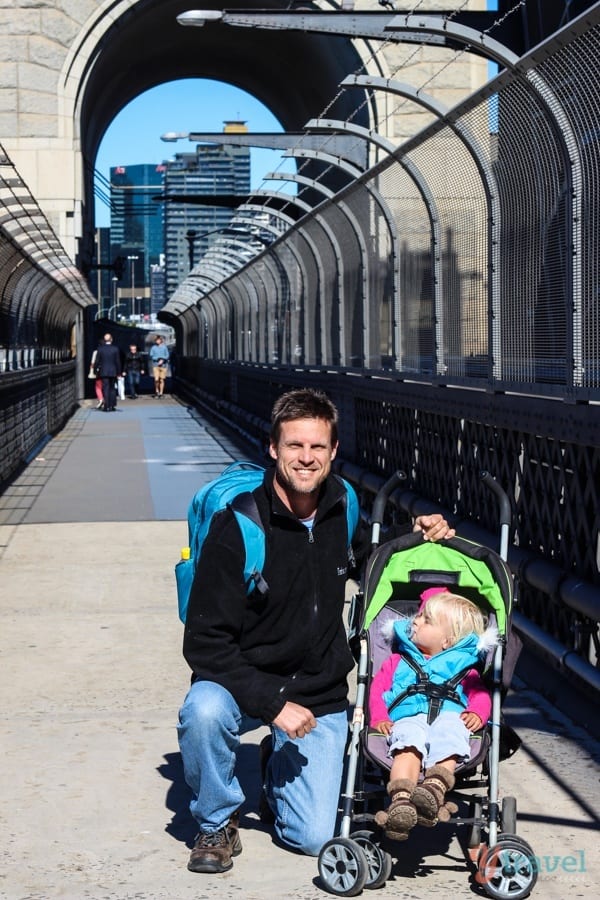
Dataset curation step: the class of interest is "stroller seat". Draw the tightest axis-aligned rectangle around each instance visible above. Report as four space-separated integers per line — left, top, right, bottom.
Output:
363 726 490 779
361 597 491 779
318 525 537 900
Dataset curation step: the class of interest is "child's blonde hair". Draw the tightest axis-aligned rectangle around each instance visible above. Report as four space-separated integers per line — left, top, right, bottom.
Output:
422 592 486 646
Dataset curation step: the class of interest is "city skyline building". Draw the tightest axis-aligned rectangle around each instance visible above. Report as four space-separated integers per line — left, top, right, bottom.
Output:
150 260 167 315
109 162 166 303
103 124 252 310
163 121 251 298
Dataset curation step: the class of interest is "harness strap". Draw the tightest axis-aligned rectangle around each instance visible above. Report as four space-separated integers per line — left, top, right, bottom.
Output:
387 656 477 725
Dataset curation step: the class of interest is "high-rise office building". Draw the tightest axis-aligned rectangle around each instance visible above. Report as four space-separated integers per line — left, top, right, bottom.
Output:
109 163 165 314
163 122 251 298
150 260 167 316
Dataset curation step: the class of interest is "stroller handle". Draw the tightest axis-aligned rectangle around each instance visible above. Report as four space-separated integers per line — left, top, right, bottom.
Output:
480 471 511 528
480 470 512 561
371 470 406 548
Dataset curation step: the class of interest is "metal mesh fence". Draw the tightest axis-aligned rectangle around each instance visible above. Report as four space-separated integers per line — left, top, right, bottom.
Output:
176 9 600 403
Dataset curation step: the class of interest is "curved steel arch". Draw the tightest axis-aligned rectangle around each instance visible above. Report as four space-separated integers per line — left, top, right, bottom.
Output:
198 238 305 364
191 279 238 361
306 116 396 163
193 260 238 286
240 254 282 364
263 168 393 368
191 8 519 68
264 171 334 202
341 76 501 375
234 205 337 366
250 187 371 366
227 214 288 244
261 173 342 365
276 148 403 369
225 273 262 362
259 236 309 366
294 122 443 372
241 198 349 364
197 246 258 278
336 72 582 383
233 256 272 363
198 2 581 379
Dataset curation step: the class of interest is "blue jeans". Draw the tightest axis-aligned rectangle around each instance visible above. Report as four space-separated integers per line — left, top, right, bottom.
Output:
126 370 140 396
177 680 348 855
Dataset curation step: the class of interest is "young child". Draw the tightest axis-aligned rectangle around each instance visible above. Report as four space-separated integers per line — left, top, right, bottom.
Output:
369 590 497 841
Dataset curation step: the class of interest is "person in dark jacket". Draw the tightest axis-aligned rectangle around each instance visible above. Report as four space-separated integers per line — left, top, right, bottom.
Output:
177 388 454 875
94 333 123 411
124 343 144 398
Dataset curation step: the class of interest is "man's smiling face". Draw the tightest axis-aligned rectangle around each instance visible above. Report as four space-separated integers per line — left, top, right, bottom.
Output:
269 417 338 501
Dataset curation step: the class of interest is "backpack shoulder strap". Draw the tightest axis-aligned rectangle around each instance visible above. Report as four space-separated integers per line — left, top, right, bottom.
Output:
332 474 360 544
230 491 268 594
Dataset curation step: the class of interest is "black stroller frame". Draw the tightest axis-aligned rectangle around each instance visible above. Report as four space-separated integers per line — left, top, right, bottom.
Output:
317 471 538 899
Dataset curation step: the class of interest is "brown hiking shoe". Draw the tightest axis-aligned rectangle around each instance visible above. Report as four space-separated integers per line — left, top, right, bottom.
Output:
187 813 242 873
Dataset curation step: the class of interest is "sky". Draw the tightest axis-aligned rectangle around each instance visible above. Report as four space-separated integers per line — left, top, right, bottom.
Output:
94 78 295 228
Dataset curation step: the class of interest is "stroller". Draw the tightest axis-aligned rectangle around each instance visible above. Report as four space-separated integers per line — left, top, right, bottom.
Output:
317 471 537 899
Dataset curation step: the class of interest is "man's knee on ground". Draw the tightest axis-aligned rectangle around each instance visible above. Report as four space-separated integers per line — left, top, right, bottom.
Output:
276 819 334 858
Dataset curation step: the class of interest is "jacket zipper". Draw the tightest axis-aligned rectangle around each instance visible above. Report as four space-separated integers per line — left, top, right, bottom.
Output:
306 524 319 641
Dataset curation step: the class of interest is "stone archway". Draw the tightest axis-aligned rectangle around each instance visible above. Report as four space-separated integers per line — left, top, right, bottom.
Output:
2 0 373 266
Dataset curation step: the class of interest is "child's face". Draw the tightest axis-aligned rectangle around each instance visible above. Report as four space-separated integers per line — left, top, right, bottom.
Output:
411 609 451 656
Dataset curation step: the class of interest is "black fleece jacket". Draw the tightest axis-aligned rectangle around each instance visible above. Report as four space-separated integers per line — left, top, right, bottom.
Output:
183 467 365 723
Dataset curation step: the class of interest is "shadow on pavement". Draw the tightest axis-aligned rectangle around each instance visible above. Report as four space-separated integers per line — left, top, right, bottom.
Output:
158 742 271 848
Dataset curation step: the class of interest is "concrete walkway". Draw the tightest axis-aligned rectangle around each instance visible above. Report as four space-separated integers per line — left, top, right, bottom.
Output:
0 397 598 899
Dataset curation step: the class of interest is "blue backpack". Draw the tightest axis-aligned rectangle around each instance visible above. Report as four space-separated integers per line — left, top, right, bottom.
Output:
176 460 360 623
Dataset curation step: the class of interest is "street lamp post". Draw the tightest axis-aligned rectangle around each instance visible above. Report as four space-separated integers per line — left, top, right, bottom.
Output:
185 229 198 271
127 255 139 318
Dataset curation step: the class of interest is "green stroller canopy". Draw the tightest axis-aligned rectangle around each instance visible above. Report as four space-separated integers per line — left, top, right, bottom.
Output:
364 539 510 634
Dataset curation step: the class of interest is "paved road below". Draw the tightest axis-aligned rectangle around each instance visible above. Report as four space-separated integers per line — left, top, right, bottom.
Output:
0 398 597 899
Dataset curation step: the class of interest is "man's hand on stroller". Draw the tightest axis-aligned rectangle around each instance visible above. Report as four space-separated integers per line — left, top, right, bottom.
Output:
414 514 455 542
273 701 317 740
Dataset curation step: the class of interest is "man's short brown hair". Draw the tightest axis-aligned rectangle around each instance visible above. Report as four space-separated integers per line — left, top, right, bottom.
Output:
270 389 338 446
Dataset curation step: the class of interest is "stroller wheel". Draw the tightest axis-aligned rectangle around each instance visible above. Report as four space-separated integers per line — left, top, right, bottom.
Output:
477 837 538 900
318 837 369 897
351 830 393 889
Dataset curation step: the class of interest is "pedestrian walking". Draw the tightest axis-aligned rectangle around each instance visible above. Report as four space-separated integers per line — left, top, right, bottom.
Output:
149 335 169 397
124 343 145 398
94 333 123 411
